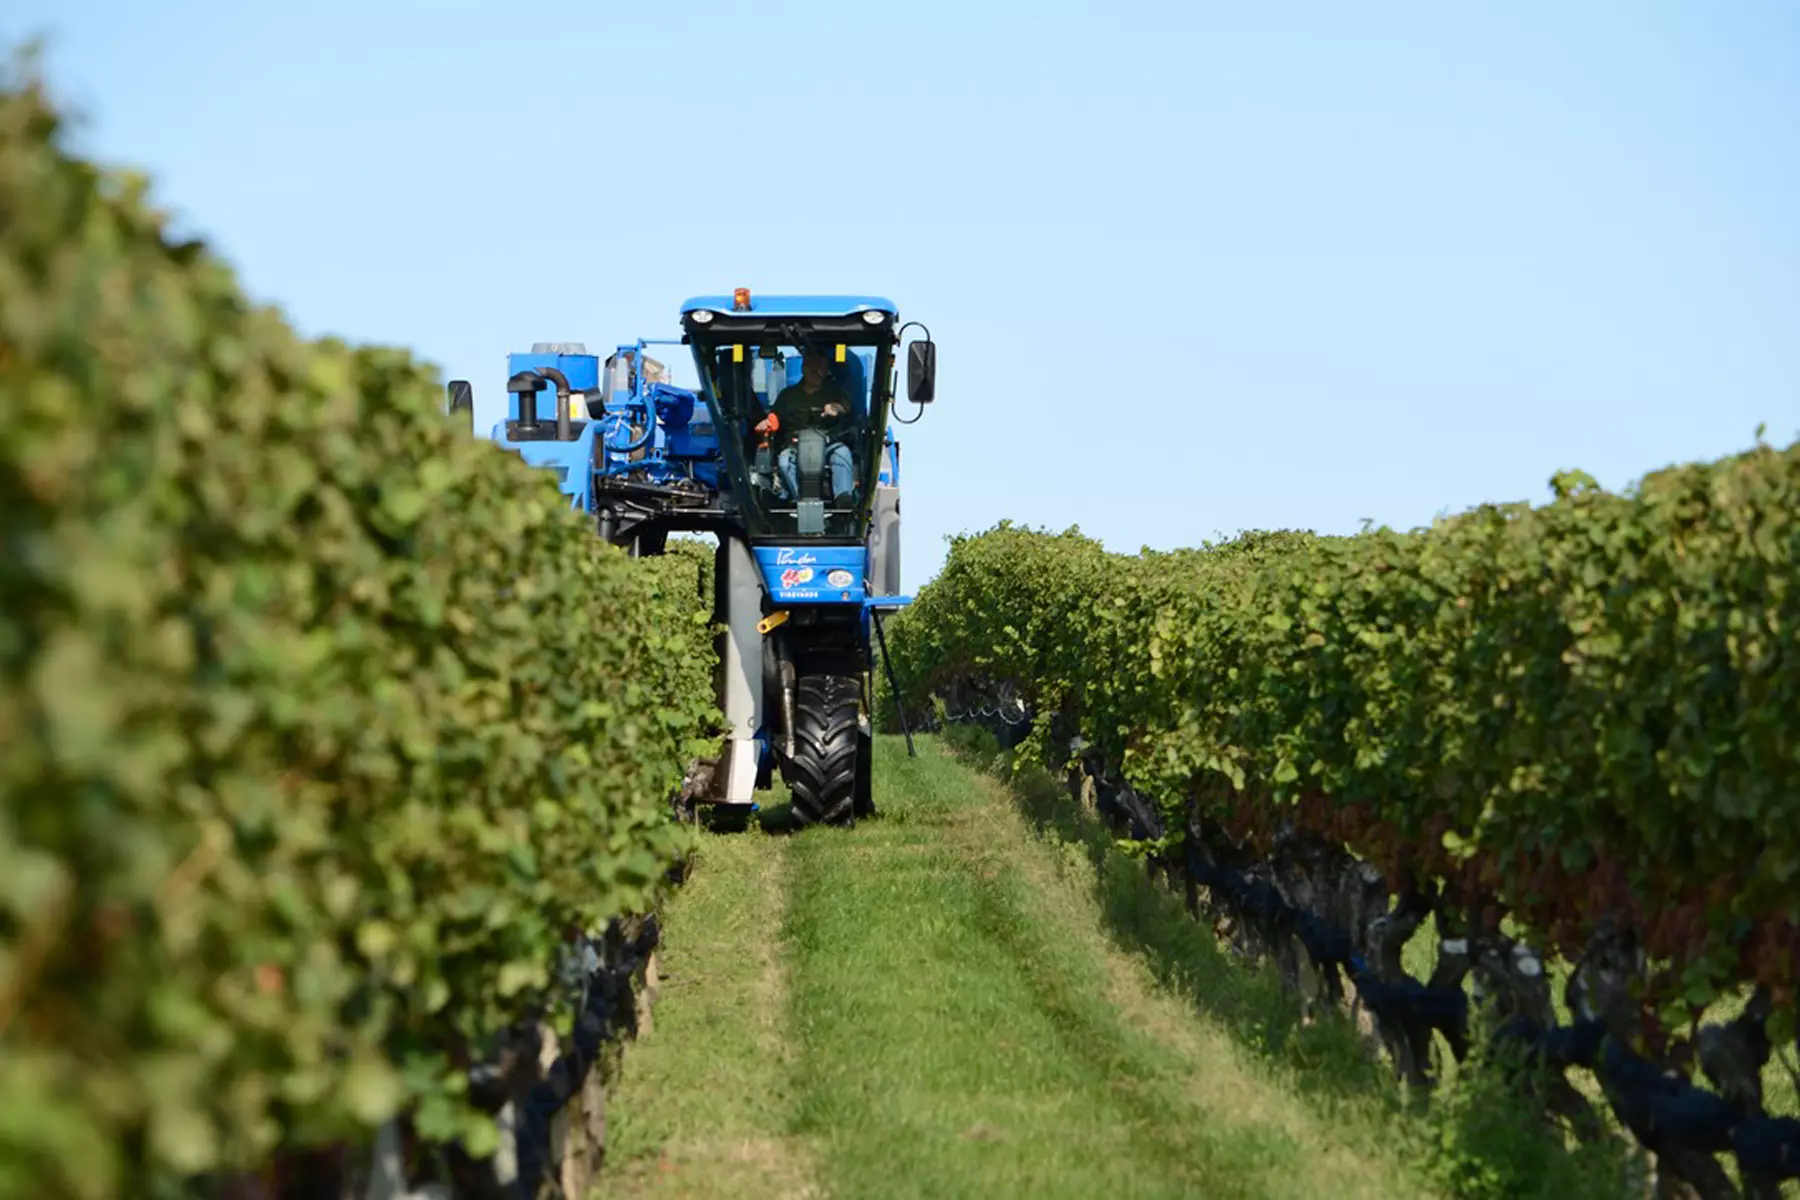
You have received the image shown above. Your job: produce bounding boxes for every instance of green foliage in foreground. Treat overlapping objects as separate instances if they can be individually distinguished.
[0,62,717,1198]
[889,444,1800,1030]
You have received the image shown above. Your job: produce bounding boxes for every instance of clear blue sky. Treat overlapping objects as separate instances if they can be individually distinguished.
[6,1,1797,590]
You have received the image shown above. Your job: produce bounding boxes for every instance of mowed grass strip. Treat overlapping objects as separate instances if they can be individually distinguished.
[958,729,1644,1200]
[602,821,819,1198]
[602,731,1660,1198]
[783,736,1437,1200]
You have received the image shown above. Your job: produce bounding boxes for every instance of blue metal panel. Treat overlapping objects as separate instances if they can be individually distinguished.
[753,545,866,605]
[681,294,898,319]
[489,425,599,510]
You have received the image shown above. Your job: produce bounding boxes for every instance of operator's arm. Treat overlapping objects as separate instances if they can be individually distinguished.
[819,383,855,435]
[756,390,791,437]
[819,384,849,417]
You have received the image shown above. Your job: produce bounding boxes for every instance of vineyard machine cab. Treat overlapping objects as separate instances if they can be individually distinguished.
[447,291,936,827]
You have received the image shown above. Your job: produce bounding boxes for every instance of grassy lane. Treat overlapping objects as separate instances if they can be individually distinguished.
[603,822,818,1197]
[782,737,1434,1200]
[604,736,1449,1199]
[964,733,1640,1200]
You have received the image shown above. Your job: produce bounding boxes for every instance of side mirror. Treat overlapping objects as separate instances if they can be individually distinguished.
[446,380,474,429]
[906,339,937,405]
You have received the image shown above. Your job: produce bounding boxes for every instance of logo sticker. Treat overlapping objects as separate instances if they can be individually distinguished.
[827,569,855,588]
[781,567,814,588]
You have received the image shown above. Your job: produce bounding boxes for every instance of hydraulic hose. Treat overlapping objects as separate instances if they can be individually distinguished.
[603,405,656,457]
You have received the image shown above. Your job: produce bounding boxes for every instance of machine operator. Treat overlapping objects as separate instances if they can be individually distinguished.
[754,350,857,504]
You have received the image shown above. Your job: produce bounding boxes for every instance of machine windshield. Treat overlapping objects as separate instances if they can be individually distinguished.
[693,336,892,541]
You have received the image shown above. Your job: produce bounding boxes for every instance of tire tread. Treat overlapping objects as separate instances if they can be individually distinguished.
[786,675,861,828]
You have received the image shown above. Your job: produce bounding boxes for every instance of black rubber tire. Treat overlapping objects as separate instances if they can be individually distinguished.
[785,675,861,828]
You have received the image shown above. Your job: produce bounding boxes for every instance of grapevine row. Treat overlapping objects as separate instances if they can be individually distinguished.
[0,68,719,1198]
[885,447,1800,1194]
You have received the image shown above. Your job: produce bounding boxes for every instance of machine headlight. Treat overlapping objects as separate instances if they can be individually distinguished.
[691,310,716,324]
[861,310,886,325]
